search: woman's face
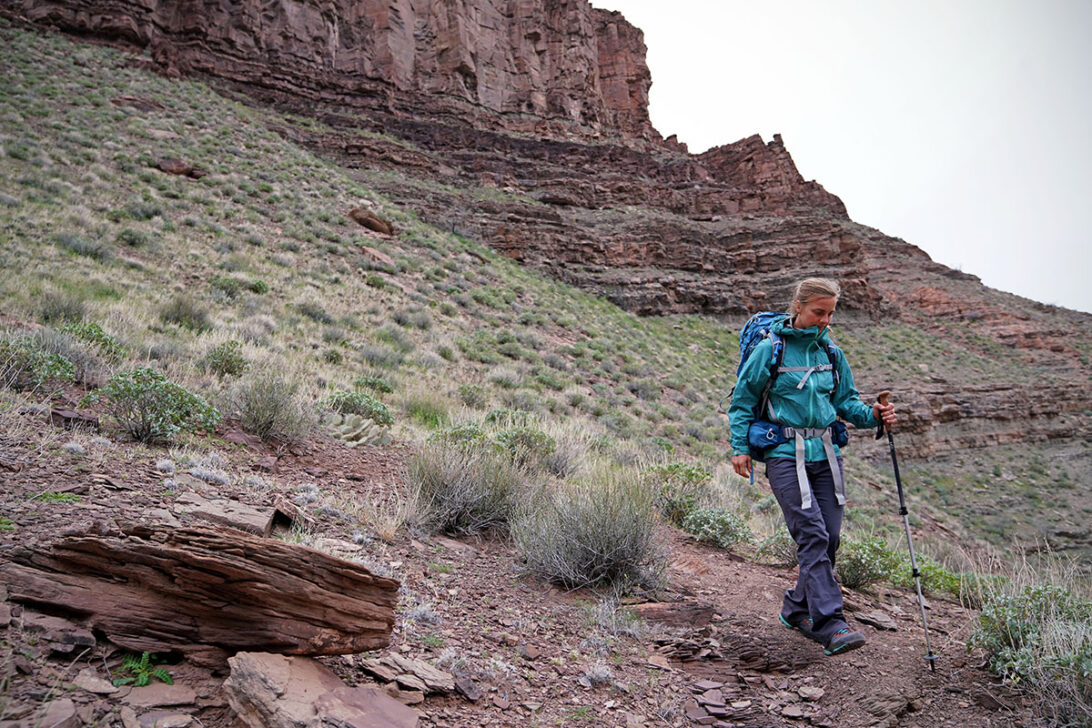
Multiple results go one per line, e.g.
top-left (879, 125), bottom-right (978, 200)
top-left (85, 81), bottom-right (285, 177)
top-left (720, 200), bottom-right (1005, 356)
top-left (794, 295), bottom-right (837, 331)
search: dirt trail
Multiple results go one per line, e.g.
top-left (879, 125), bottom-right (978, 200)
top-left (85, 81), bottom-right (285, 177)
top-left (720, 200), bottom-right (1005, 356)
top-left (0, 411), bottom-right (1034, 728)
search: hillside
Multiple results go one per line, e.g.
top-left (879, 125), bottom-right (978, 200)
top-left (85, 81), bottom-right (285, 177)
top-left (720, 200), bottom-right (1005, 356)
top-left (0, 13), bottom-right (1088, 728)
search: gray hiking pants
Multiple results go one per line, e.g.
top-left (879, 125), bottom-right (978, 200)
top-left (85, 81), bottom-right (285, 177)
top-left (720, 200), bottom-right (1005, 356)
top-left (767, 457), bottom-right (848, 642)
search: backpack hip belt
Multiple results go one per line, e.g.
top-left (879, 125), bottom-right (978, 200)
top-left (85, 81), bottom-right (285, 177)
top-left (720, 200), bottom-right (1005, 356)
top-left (785, 426), bottom-right (844, 511)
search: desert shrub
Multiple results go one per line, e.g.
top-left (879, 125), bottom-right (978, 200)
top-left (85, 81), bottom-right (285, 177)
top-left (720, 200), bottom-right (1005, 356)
top-left (201, 340), bottom-right (248, 377)
top-left (428, 422), bottom-right (489, 448)
top-left (376, 325), bottom-right (415, 352)
top-left (322, 390), bottom-right (393, 427)
top-left (246, 279), bottom-right (269, 294)
top-left (755, 531), bottom-right (798, 567)
top-left (891, 553), bottom-right (962, 598)
top-left (116, 228), bottom-right (155, 248)
top-left (160, 294), bottom-right (212, 332)
top-left (681, 508), bottom-right (753, 550)
top-left (32, 329), bottom-right (107, 386)
top-left (456, 384), bottom-right (488, 408)
top-left (359, 344), bottom-right (404, 369)
top-left (392, 307), bottom-right (432, 330)
top-left (644, 462), bottom-right (712, 526)
top-left (404, 393), bottom-right (449, 429)
top-left (408, 444), bottom-right (523, 536)
top-left (354, 374), bottom-right (394, 394)
top-left (37, 290), bottom-right (86, 324)
top-left (297, 301), bottom-right (334, 324)
top-left (60, 322), bottom-right (126, 360)
top-left (511, 466), bottom-right (663, 590)
top-left (209, 275), bottom-right (244, 300)
top-left (970, 583), bottom-right (1092, 726)
top-left (54, 232), bottom-right (111, 262)
top-left (0, 335), bottom-right (75, 392)
top-left (835, 535), bottom-right (900, 590)
top-left (231, 373), bottom-right (313, 442)
top-left (494, 426), bottom-right (556, 470)
top-left (82, 368), bottom-right (220, 443)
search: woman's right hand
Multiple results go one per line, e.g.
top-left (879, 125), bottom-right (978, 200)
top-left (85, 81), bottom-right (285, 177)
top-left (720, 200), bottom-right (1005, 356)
top-left (731, 454), bottom-right (753, 479)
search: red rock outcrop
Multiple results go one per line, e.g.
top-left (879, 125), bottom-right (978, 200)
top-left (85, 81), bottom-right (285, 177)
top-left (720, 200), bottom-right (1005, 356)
top-left (14, 0), bottom-right (655, 139)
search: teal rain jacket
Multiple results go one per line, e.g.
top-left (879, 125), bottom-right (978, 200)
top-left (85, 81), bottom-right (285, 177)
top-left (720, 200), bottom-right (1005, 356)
top-left (729, 318), bottom-right (878, 461)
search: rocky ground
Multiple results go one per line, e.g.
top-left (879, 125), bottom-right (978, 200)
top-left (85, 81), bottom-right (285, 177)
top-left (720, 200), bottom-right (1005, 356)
top-left (0, 403), bottom-right (1038, 728)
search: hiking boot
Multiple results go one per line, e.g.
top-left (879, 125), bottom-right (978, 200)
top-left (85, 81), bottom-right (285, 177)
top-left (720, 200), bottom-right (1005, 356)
top-left (823, 628), bottom-right (866, 656)
top-left (778, 613), bottom-right (813, 633)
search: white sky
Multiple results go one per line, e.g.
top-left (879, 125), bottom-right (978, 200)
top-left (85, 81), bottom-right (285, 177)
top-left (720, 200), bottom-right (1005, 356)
top-left (591, 0), bottom-right (1092, 313)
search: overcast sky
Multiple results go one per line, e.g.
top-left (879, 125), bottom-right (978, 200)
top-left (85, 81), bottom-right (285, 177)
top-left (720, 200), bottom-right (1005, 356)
top-left (591, 0), bottom-right (1091, 314)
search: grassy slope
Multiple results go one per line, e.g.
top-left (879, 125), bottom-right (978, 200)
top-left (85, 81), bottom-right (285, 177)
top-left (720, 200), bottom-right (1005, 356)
top-left (0, 20), bottom-right (1086, 568)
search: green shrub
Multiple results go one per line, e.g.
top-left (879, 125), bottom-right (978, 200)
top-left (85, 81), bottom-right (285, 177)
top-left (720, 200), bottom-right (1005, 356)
top-left (322, 390), bottom-right (393, 427)
top-left (247, 279), bottom-right (269, 294)
top-left (297, 301), bottom-right (334, 324)
top-left (60, 322), bottom-right (126, 360)
top-left (495, 426), bottom-right (556, 470)
top-left (456, 384), bottom-right (488, 408)
top-left (54, 232), bottom-right (111, 262)
top-left (116, 228), bottom-right (154, 248)
top-left (970, 583), bottom-right (1092, 726)
top-left (160, 294), bottom-right (212, 332)
top-left (201, 340), bottom-right (248, 377)
top-left (409, 444), bottom-right (522, 535)
top-left (31, 329), bottom-right (107, 387)
top-left (511, 467), bottom-right (663, 589)
top-left (354, 374), bottom-right (394, 394)
top-left (209, 275), bottom-right (244, 299)
top-left (755, 531), bottom-right (798, 567)
top-left (404, 393), bottom-right (449, 429)
top-left (231, 373), bottom-right (312, 442)
top-left (682, 508), bottom-right (753, 550)
top-left (428, 422), bottom-right (488, 448)
top-left (644, 462), bottom-right (712, 526)
top-left (37, 290), bottom-right (86, 324)
top-left (835, 535), bottom-right (900, 590)
top-left (0, 336), bottom-right (75, 392)
top-left (83, 368), bottom-right (220, 442)
top-left (891, 553), bottom-right (962, 598)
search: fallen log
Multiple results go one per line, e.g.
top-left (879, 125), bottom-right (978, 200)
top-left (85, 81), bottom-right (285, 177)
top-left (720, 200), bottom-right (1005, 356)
top-left (0, 523), bottom-right (399, 662)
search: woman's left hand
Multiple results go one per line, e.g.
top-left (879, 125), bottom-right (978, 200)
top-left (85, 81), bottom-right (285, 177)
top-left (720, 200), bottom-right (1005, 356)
top-left (873, 401), bottom-right (897, 426)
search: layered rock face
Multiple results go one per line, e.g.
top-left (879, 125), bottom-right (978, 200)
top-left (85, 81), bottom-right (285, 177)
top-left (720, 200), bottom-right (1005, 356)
top-left (16, 0), bottom-right (655, 138)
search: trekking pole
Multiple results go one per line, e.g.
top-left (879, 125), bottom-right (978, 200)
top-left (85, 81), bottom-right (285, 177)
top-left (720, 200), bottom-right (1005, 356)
top-left (876, 391), bottom-right (937, 672)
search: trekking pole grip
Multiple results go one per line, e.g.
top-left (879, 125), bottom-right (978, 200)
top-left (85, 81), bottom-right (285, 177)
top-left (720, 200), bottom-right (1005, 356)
top-left (876, 390), bottom-right (892, 439)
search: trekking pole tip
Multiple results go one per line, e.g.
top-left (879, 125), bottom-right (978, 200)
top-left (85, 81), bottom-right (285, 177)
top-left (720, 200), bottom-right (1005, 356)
top-left (925, 652), bottom-right (937, 672)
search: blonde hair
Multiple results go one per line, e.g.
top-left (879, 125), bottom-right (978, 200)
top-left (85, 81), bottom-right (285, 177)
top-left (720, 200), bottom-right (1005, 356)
top-left (787, 278), bottom-right (841, 316)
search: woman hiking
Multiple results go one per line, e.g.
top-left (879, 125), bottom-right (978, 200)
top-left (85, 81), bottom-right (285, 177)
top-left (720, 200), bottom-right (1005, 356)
top-left (728, 278), bottom-right (896, 656)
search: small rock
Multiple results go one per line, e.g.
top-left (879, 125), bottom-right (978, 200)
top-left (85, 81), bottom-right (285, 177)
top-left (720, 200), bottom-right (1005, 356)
top-left (798, 686), bottom-right (825, 701)
top-left (138, 711), bottom-right (192, 728)
top-left (35, 699), bottom-right (80, 728)
top-left (692, 680), bottom-right (724, 691)
top-left (120, 706), bottom-right (140, 728)
top-left (125, 683), bottom-right (197, 708)
top-left (857, 609), bottom-right (898, 631)
top-left (518, 644), bottom-right (540, 660)
top-left (455, 677), bottom-right (483, 702)
top-left (683, 699), bottom-right (708, 721)
top-left (393, 690), bottom-right (424, 706)
top-left (0, 604), bottom-right (10, 627)
top-left (74, 667), bottom-right (118, 695)
top-left (697, 689), bottom-right (725, 707)
top-left (782, 704), bottom-right (806, 718)
top-left (493, 696), bottom-right (510, 710)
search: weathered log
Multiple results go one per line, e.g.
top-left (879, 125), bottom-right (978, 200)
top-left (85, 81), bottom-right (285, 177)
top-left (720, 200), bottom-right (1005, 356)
top-left (0, 523), bottom-right (399, 660)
